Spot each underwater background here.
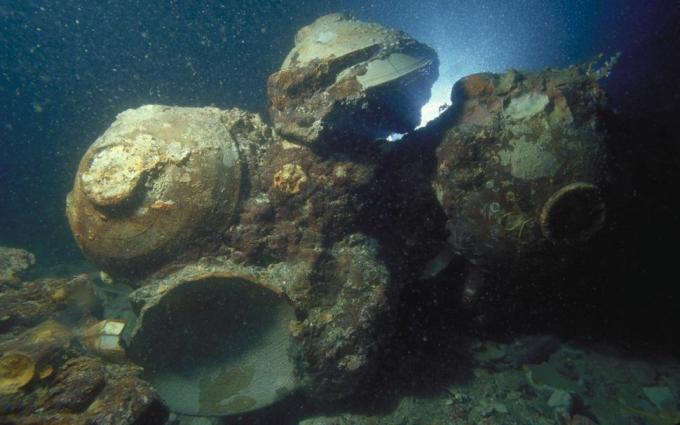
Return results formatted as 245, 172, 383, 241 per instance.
2, 1, 680, 424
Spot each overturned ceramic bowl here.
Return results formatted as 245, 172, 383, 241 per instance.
126, 264, 298, 416
268, 13, 438, 147
66, 105, 242, 277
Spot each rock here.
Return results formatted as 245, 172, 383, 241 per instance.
299, 416, 354, 425
642, 385, 676, 411
627, 361, 657, 386
66, 106, 268, 277
475, 399, 509, 417
0, 246, 36, 285
547, 389, 574, 413
290, 234, 391, 401
84, 362, 169, 425
474, 342, 508, 366
44, 356, 107, 411
432, 63, 611, 271
510, 335, 562, 366
0, 274, 100, 335
267, 13, 438, 148
525, 362, 582, 393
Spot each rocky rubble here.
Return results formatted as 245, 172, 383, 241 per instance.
0, 257, 169, 424
0, 274, 99, 335
2, 355, 168, 425
0, 247, 36, 285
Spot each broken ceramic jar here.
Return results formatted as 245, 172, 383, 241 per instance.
267, 13, 439, 148
125, 259, 298, 417
66, 105, 274, 278
125, 229, 394, 413
432, 63, 611, 271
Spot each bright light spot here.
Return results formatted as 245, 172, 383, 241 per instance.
418, 78, 452, 128
386, 132, 405, 142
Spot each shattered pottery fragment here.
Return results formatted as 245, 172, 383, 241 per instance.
126, 261, 298, 416
433, 64, 611, 270
82, 319, 127, 362
0, 247, 36, 285
267, 13, 438, 147
66, 105, 245, 277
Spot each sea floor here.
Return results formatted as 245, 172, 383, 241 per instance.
294, 337, 680, 425
2, 253, 679, 425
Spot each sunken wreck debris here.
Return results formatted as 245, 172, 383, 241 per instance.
55, 13, 623, 422
431, 63, 612, 272
267, 13, 439, 148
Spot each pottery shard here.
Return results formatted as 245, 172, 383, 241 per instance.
267, 13, 438, 147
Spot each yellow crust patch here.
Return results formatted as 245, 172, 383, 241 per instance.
273, 163, 308, 194
0, 351, 36, 394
